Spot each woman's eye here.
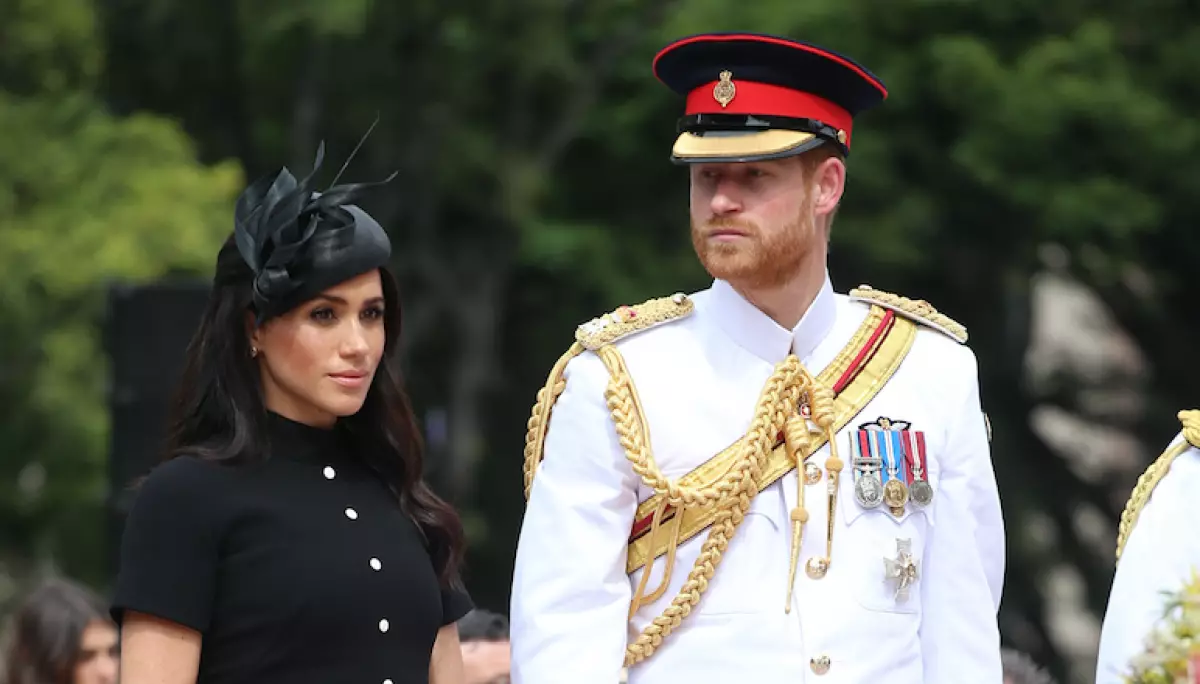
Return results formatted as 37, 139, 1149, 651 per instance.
310, 307, 336, 322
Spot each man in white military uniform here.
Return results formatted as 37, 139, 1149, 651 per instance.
510, 32, 1005, 683
1096, 410, 1200, 682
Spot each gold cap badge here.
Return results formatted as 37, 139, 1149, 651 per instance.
713, 70, 736, 108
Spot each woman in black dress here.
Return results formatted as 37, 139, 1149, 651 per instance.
111, 144, 472, 684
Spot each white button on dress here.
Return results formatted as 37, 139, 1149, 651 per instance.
327, 465, 392, 657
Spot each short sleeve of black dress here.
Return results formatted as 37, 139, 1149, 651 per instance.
111, 456, 225, 631
440, 584, 473, 625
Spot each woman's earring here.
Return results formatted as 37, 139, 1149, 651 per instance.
250, 346, 259, 358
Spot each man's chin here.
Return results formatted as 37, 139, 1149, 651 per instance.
698, 254, 758, 282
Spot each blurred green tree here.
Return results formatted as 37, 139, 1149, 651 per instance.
0, 0, 240, 603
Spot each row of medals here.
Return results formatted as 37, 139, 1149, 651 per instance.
853, 452, 934, 516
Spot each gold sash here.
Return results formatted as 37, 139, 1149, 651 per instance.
625, 307, 917, 574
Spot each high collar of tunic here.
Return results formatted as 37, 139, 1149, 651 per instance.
706, 271, 837, 364
265, 410, 351, 464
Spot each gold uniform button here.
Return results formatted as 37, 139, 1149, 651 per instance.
804, 462, 822, 484
810, 654, 831, 675
805, 556, 829, 579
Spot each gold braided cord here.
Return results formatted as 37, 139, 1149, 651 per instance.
601, 348, 799, 511
779, 381, 840, 612
626, 500, 682, 619
849, 285, 968, 343
525, 295, 693, 499
1115, 409, 1200, 563
782, 411, 811, 612
810, 385, 843, 570
623, 306, 903, 574
523, 342, 586, 500
1184, 410, 1200, 448
599, 345, 807, 667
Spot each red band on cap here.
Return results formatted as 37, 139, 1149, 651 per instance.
686, 79, 854, 145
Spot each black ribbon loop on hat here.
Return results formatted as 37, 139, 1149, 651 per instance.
232, 141, 397, 324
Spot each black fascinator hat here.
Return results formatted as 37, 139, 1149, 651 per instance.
233, 141, 396, 324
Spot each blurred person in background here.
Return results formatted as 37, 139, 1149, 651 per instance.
513, 32, 1004, 684
457, 610, 509, 684
108, 142, 472, 684
1, 578, 119, 684
1000, 648, 1055, 684
1096, 409, 1200, 683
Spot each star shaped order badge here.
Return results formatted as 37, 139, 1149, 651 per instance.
883, 538, 920, 602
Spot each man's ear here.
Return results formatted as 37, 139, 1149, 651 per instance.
812, 156, 846, 218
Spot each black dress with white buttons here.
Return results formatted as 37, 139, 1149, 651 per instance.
111, 411, 473, 684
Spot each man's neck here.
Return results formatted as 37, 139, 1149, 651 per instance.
730, 256, 827, 331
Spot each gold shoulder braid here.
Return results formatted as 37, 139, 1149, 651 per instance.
1115, 410, 1200, 563
849, 284, 968, 344
523, 293, 695, 499
524, 293, 917, 668
598, 347, 820, 666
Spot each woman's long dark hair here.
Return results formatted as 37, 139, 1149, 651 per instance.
161, 234, 465, 586
1, 579, 113, 684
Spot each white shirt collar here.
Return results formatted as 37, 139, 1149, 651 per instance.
706, 273, 837, 364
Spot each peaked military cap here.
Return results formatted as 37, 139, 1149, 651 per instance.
653, 33, 888, 163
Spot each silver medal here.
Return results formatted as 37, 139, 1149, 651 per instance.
910, 479, 934, 507
851, 433, 883, 509
855, 473, 883, 508
903, 429, 934, 508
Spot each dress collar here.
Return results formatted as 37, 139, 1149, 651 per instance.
265, 411, 349, 464
705, 273, 837, 364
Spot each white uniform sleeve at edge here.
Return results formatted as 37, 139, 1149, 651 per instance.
510, 351, 639, 684
920, 346, 1004, 683
1096, 443, 1200, 684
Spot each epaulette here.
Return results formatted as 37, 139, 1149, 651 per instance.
1116, 409, 1200, 562
574, 293, 694, 351
849, 285, 968, 344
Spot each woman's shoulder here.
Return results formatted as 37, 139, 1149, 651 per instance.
143, 454, 230, 486
129, 456, 237, 515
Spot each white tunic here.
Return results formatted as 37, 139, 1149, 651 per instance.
511, 276, 1005, 683
1096, 434, 1200, 683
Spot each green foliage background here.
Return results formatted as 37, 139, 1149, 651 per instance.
3, 0, 1199, 680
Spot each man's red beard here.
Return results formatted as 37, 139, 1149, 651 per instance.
691, 204, 817, 291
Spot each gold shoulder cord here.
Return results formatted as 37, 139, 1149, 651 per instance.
523, 294, 842, 667
1115, 409, 1200, 562
522, 339, 585, 500
523, 294, 693, 500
